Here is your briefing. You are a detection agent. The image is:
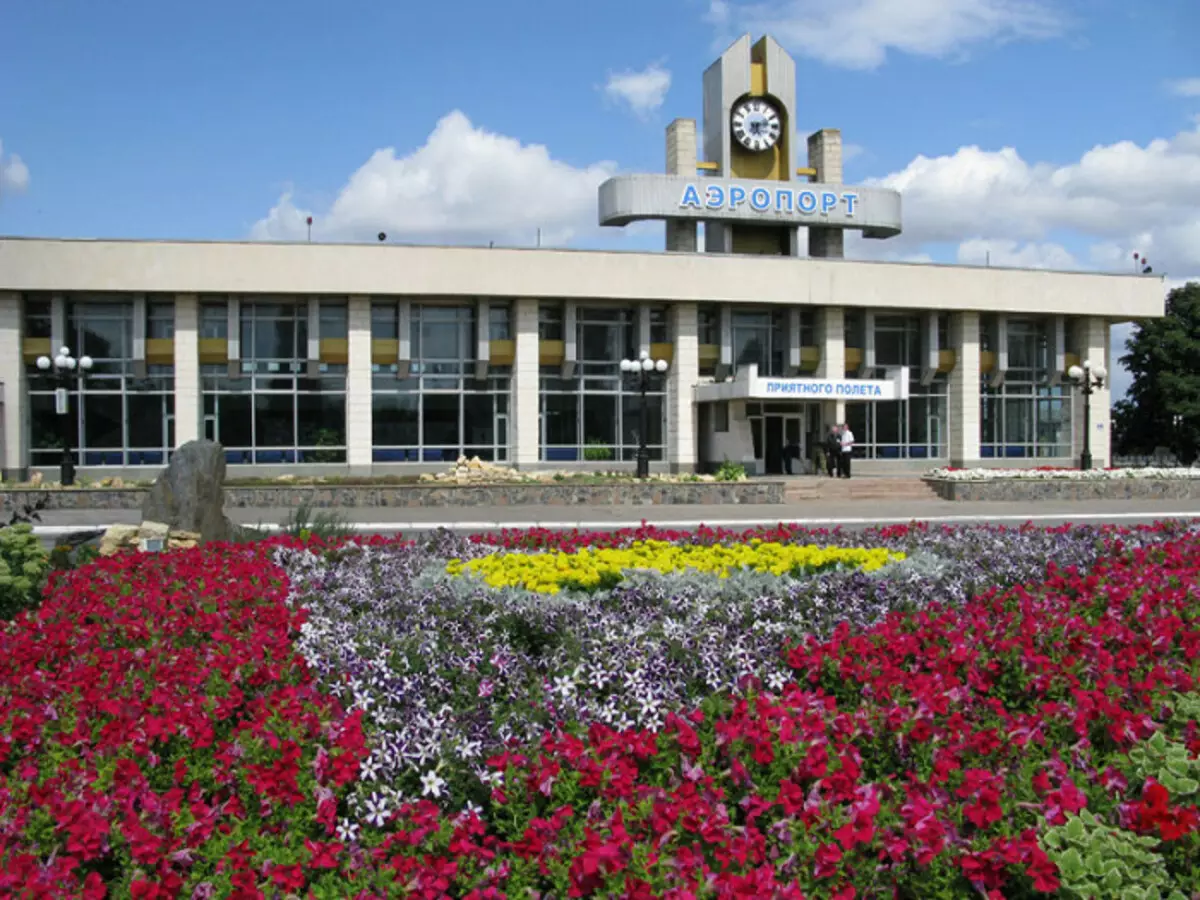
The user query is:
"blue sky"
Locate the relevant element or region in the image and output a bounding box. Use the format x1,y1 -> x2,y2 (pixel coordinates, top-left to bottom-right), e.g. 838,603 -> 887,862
1,0 -> 1198,393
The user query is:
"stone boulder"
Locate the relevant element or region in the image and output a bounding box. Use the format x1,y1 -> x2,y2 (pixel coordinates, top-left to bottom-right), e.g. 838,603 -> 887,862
140,440 -> 233,543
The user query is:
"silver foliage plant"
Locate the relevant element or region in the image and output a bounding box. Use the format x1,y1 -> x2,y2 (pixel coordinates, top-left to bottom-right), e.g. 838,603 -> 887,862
277,524 -> 1175,817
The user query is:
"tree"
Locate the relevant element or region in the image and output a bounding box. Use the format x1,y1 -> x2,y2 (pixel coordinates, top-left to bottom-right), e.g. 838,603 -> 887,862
1112,282 -> 1200,464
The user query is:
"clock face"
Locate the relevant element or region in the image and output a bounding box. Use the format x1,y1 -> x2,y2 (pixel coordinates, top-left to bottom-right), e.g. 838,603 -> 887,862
731,98 -> 782,152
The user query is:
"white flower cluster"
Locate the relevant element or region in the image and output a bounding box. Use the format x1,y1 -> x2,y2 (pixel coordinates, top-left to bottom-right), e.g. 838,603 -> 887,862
925,466 -> 1200,481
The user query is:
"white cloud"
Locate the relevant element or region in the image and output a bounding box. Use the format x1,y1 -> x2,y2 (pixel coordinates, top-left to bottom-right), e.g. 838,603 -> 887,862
708,0 -> 1064,70
0,140 -> 30,197
955,238 -> 1082,270
854,119 -> 1200,277
1166,77 -> 1200,98
251,111 -> 617,246
603,64 -> 672,118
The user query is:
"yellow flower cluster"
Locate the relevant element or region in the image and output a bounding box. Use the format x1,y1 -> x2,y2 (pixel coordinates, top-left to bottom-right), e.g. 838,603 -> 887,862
446,540 -> 905,594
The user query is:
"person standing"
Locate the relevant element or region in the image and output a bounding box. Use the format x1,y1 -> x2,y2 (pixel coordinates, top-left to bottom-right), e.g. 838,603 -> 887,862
823,426 -> 840,477
838,422 -> 855,479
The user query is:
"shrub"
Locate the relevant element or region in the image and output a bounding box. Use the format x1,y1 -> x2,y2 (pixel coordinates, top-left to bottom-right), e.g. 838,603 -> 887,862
0,523 -> 50,618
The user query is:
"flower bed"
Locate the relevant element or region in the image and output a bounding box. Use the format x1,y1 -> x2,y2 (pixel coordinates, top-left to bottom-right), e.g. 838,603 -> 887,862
924,466 -> 1200,502
445,540 -> 905,593
2,521 -> 1200,897
928,466 -> 1200,481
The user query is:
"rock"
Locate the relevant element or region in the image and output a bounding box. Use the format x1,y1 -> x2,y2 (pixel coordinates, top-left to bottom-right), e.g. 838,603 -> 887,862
166,530 -> 201,551
468,457 -> 483,470
99,524 -> 140,556
138,520 -> 170,540
140,440 -> 233,543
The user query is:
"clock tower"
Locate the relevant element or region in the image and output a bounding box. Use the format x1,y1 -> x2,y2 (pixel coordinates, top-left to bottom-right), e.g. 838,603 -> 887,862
604,36 -> 898,256
704,35 -> 798,256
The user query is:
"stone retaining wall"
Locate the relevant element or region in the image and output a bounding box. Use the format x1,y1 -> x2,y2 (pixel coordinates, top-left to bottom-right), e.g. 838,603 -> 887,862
0,481 -> 785,511
924,478 -> 1200,502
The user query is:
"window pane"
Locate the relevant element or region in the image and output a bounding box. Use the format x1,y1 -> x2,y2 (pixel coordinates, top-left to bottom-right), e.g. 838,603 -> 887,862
579,323 -> 620,362
582,394 -> 617,446
254,394 -> 295,447
371,302 -> 397,339
488,305 -> 511,341
422,394 -> 460,450
297,394 -> 346,446
463,393 -> 496,447
128,394 -> 167,448
542,392 -> 578,446
79,317 -> 130,360
200,302 -> 228,339
421,321 -> 460,360
217,394 -> 253,448
621,395 -> 664,447
319,301 -> 348,340
1004,398 -> 1033,446
372,393 -> 419,446
31,394 -> 68,455
875,400 -> 902,445
539,304 -> 564,341
254,319 -> 295,359
83,394 -> 123,449
909,397 -> 929,445
846,403 -> 870,456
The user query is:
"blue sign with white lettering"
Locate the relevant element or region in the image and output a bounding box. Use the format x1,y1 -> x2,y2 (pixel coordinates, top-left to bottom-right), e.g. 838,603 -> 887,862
679,183 -> 859,217
762,380 -> 883,397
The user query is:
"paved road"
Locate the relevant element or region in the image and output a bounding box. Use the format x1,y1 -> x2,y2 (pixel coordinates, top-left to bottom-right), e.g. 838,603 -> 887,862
29,498 -> 1200,542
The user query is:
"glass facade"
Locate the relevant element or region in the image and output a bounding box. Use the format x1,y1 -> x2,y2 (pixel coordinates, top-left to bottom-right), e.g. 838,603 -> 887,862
980,316 -> 1071,459
732,309 -> 788,376
371,303 -> 510,462
27,296 -> 176,467
845,314 -> 949,460
540,306 -> 666,462
202,299 -> 347,464
14,294 -> 1087,473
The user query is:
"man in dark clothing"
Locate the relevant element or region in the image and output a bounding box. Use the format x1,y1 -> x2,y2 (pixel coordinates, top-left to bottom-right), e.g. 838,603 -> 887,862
823,426 -> 840,477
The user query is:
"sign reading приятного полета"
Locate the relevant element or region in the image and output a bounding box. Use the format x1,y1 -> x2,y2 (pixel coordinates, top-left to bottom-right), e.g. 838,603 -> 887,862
693,366 -> 911,405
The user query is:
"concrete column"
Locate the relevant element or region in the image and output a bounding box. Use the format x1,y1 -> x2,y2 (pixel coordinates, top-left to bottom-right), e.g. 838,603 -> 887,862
347,295 -> 373,471
667,302 -> 698,472
949,311 -> 981,466
807,129 -> 844,259
665,120 -> 698,253
1073,317 -> 1111,467
0,293 -> 27,479
816,306 -> 846,428
173,294 -> 201,446
513,298 -> 540,467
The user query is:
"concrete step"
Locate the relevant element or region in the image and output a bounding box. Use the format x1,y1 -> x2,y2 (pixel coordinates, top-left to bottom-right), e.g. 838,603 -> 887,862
783,477 -> 940,503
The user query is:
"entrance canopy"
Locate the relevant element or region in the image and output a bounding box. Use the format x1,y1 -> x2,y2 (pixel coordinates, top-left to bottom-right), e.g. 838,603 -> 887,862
695,364 -> 910,403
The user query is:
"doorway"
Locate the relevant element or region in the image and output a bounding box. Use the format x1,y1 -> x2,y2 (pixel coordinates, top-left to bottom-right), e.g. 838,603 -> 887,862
762,413 -> 804,475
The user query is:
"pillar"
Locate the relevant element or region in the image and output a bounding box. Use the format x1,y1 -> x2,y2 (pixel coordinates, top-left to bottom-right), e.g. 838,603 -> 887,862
667,302 -> 699,472
0,293 -> 27,480
1074,317 -> 1111,467
513,298 -> 540,467
665,120 -> 698,253
807,129 -> 844,259
949,311 -> 981,466
816,306 -> 846,429
173,294 -> 201,446
347,295 -> 373,471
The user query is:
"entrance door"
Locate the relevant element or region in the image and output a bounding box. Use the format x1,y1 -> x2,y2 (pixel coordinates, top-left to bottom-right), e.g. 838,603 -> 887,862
761,413 -> 807,475
784,415 -> 803,473
764,416 -> 784,475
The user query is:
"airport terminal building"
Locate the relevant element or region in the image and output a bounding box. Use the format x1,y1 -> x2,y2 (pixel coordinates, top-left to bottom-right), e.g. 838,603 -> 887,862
0,36 -> 1163,480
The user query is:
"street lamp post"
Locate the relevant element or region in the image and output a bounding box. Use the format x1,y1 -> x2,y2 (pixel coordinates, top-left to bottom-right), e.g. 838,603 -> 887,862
35,347 -> 94,486
620,350 -> 669,480
1067,359 -> 1107,471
